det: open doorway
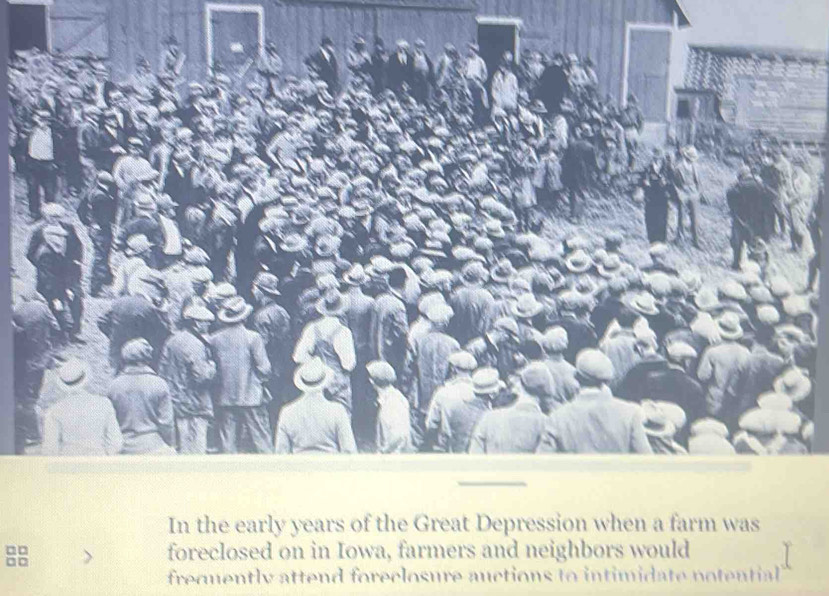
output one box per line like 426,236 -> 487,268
9,1 -> 50,56
205,3 -> 264,86
476,16 -> 521,85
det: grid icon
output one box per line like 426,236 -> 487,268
5,545 -> 29,568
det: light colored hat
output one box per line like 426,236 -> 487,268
125,234 -> 152,256
424,302 -> 454,325
294,357 -> 331,392
253,272 -> 281,296
472,368 -> 505,395
719,280 -> 747,302
218,296 -> 253,324
717,312 -> 743,341
542,326 -> 568,353
575,349 -> 614,383
773,368 -> 812,402
666,341 -> 697,362
648,400 -> 687,432
58,358 -> 90,389
316,290 -> 347,317
41,203 -> 67,219
182,304 -> 215,322
565,249 -> 593,273
366,360 -> 397,385
649,242 -> 669,260
739,408 -> 801,435
756,305 -> 780,326
520,363 -> 553,397
511,293 -> 544,319
782,295 -> 810,317
757,392 -> 793,411
449,351 -> 477,371
749,285 -> 774,304
343,264 -> 369,286
597,254 -> 622,278
640,401 -> 676,439
121,338 -> 153,365
768,276 -> 793,299
695,287 -> 721,311
627,292 -> 659,316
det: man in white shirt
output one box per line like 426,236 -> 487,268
464,43 -> 489,124
25,109 -> 58,220
368,360 -> 412,453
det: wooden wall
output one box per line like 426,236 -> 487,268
49,0 -> 677,104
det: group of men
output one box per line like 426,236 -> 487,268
9,35 -> 819,457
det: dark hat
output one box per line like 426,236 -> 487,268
254,272 -> 281,296
316,290 -> 347,316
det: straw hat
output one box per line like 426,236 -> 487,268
218,296 -> 253,324
294,357 -> 331,392
773,368 -> 812,402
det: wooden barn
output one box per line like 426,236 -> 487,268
9,0 -> 690,122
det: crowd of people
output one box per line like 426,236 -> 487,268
9,34 -> 820,457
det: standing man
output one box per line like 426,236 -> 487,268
561,123 -> 597,221
491,52 -> 519,117
696,313 -> 751,427
41,359 -> 123,456
370,267 -> 409,376
638,149 -> 673,244
411,39 -> 433,104
24,109 -> 59,220
468,363 -> 551,453
275,358 -> 357,454
368,361 -> 412,454
307,37 -> 339,95
342,265 -> 377,443
77,171 -> 117,297
537,349 -> 652,454
386,40 -> 414,96
435,367 -> 501,453
158,304 -> 217,454
727,166 -> 777,272
107,339 -> 176,454
673,145 -> 703,247
209,297 -> 272,453
257,43 -> 283,97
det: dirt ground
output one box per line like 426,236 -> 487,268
11,154 -> 819,403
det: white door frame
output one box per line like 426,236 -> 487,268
476,16 -> 523,62
9,0 -> 53,53
204,2 -> 265,72
621,22 -> 673,120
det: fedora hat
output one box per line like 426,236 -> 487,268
773,368 -> 811,402
343,264 -> 369,286
564,249 -> 593,274
253,272 -> 281,296
648,400 -> 687,432
511,293 -> 544,319
627,292 -> 659,316
294,357 -> 331,392
694,287 -> 721,312
121,338 -> 154,365
316,290 -> 347,317
472,368 -> 505,395
218,296 -> 253,324
424,302 -> 454,325
314,236 -> 341,258
717,312 -> 743,341
640,401 -> 676,439
125,234 -> 152,256
58,358 -> 90,391
575,349 -> 614,383
491,259 -> 516,285
280,233 -> 308,253
366,360 -> 397,385
597,254 -> 622,278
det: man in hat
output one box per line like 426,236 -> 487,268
469,363 -> 551,453
158,304 -> 218,454
620,94 -> 644,169
275,358 -> 357,454
117,192 -> 165,269
410,39 -> 433,104
293,290 -> 356,413
77,171 -> 118,296
465,316 -> 522,383
386,39 -> 414,96
342,264 -> 377,444
422,351 -> 476,450
404,302 -> 459,443
208,296 -> 272,453
95,108 -> 129,172
111,233 -> 153,297
537,53 -> 569,115
161,35 -> 186,78
435,367 -> 501,453
370,267 -> 409,376
258,42 -> 284,97
464,43 -> 489,125
538,349 -> 652,453
674,145 -> 703,247
98,268 -> 171,371
107,338 -> 176,454
726,165 -> 776,271
250,272 -> 292,428
162,148 -> 199,224
549,291 -> 598,364
13,292 -> 60,453
615,327 -> 670,402
306,37 -> 339,95
491,52 -> 519,116
541,326 -> 579,408
41,359 -> 123,456
696,312 -> 751,426
449,261 -> 495,345
561,123 -> 597,221
23,108 -> 59,219
347,36 -> 372,84
368,360 -> 412,453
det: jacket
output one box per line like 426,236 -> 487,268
41,390 -> 123,456
468,400 -> 547,453
275,391 -> 357,454
107,364 -> 175,454
405,330 -> 460,413
13,297 -> 59,372
376,386 -> 413,454
436,394 -> 490,454
449,286 -> 495,345
696,341 -> 751,418
158,330 -> 217,419
208,323 -> 271,407
98,294 -> 170,371
537,386 -> 652,454
369,291 -> 409,371
251,302 -> 293,402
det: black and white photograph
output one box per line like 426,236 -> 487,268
7,0 -> 827,456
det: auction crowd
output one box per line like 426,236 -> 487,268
9,34 -> 820,456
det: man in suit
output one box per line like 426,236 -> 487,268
386,40 -> 414,96
538,350 -> 653,453
307,37 -> 339,95
370,267 -> 409,376
208,297 -> 272,453
77,172 -> 118,296
24,109 -> 60,220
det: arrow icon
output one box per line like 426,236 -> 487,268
83,550 -> 92,564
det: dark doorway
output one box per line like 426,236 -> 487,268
208,7 -> 262,87
477,21 -> 517,86
9,4 -> 48,56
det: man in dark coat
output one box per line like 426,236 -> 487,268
13,292 -> 59,453
448,262 -> 495,345
370,39 -> 388,93
306,37 -> 340,95
639,151 -> 673,244
250,273 -> 293,431
561,123 -> 597,221
386,40 -> 414,96
98,276 -> 170,372
117,192 -> 166,269
77,172 -> 118,296
727,166 -> 777,271
163,148 -> 199,223
369,267 -> 409,376
158,304 -> 217,454
23,109 -> 60,219
536,54 -> 569,114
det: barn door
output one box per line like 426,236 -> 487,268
9,3 -> 49,55
207,4 -> 263,86
50,1 -> 109,59
626,28 -> 671,122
